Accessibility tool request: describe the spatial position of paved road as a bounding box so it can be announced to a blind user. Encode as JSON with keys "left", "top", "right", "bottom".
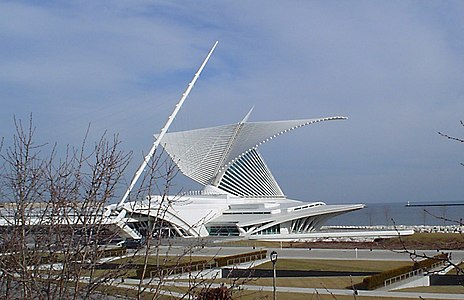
{"left": 150, "top": 245, "right": 464, "bottom": 262}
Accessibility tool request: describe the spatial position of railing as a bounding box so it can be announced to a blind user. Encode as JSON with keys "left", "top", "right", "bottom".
{"left": 150, "top": 261, "right": 218, "bottom": 278}
{"left": 384, "top": 261, "right": 444, "bottom": 287}
{"left": 141, "top": 250, "right": 267, "bottom": 279}
{"left": 225, "top": 252, "right": 267, "bottom": 266}
{"left": 384, "top": 268, "right": 424, "bottom": 287}
{"left": 101, "top": 248, "right": 127, "bottom": 258}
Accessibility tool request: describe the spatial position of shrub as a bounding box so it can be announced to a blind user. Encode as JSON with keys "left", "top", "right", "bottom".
{"left": 355, "top": 253, "right": 449, "bottom": 290}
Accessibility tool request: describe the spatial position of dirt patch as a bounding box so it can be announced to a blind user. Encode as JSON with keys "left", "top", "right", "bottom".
{"left": 290, "top": 233, "right": 464, "bottom": 250}
{"left": 221, "top": 233, "right": 464, "bottom": 250}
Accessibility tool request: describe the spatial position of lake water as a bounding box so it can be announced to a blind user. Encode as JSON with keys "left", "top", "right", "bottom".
{"left": 326, "top": 201, "right": 464, "bottom": 226}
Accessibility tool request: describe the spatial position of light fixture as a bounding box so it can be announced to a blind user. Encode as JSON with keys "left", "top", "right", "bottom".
{"left": 270, "top": 251, "right": 278, "bottom": 264}
{"left": 270, "top": 250, "right": 278, "bottom": 300}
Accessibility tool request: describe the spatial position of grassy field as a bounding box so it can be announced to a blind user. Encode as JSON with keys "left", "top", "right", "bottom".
{"left": 181, "top": 259, "right": 413, "bottom": 290}
{"left": 381, "top": 232, "right": 464, "bottom": 250}
{"left": 257, "top": 259, "right": 412, "bottom": 272}
{"left": 218, "top": 232, "right": 464, "bottom": 250}
{"left": 97, "top": 284, "right": 188, "bottom": 300}
{"left": 447, "top": 262, "right": 464, "bottom": 275}
{"left": 219, "top": 276, "right": 365, "bottom": 289}
{"left": 398, "top": 285, "right": 464, "bottom": 294}
{"left": 78, "top": 254, "right": 214, "bottom": 279}
{"left": 232, "top": 291, "right": 442, "bottom": 300}
{"left": 109, "top": 254, "right": 214, "bottom": 266}
{"left": 91, "top": 254, "right": 461, "bottom": 299}
{"left": 91, "top": 234, "right": 464, "bottom": 298}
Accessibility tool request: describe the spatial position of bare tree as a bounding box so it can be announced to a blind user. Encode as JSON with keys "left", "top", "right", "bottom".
{"left": 0, "top": 117, "right": 134, "bottom": 299}
{"left": 439, "top": 120, "right": 464, "bottom": 166}
{"left": 382, "top": 122, "right": 464, "bottom": 284}
{"left": 0, "top": 117, "right": 252, "bottom": 300}
{"left": 409, "top": 121, "right": 464, "bottom": 275}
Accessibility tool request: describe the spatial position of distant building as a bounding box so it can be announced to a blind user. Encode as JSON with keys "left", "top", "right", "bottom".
{"left": 111, "top": 114, "right": 365, "bottom": 240}
{"left": 0, "top": 42, "right": 366, "bottom": 241}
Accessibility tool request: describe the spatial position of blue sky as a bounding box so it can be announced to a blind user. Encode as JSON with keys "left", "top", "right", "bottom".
{"left": 1, "top": 1, "right": 464, "bottom": 204}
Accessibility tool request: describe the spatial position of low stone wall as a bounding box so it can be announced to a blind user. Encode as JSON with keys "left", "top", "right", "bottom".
{"left": 430, "top": 275, "right": 464, "bottom": 286}
{"left": 322, "top": 225, "right": 464, "bottom": 234}
{"left": 222, "top": 268, "right": 376, "bottom": 278}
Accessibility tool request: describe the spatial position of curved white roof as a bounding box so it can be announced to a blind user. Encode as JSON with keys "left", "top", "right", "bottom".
{"left": 159, "top": 116, "right": 346, "bottom": 197}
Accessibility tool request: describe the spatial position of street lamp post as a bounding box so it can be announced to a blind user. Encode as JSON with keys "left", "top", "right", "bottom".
{"left": 270, "top": 251, "right": 278, "bottom": 300}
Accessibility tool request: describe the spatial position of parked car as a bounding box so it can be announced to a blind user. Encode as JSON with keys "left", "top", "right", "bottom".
{"left": 123, "top": 239, "right": 142, "bottom": 249}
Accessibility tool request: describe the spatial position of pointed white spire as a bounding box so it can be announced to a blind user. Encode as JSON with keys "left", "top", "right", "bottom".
{"left": 240, "top": 106, "right": 254, "bottom": 123}
{"left": 117, "top": 41, "right": 219, "bottom": 207}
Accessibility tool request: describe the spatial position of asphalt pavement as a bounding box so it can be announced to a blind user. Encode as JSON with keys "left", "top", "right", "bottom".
{"left": 150, "top": 244, "right": 464, "bottom": 263}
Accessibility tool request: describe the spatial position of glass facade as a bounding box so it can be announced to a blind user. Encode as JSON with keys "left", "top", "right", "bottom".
{"left": 253, "top": 224, "right": 280, "bottom": 235}
{"left": 207, "top": 225, "right": 240, "bottom": 236}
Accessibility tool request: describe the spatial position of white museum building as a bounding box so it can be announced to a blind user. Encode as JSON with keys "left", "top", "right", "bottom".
{"left": 5, "top": 42, "right": 408, "bottom": 242}
{"left": 111, "top": 114, "right": 366, "bottom": 240}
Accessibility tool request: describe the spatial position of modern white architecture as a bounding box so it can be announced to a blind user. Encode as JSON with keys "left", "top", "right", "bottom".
{"left": 106, "top": 42, "right": 366, "bottom": 240}
{"left": 0, "top": 42, "right": 374, "bottom": 241}
{"left": 111, "top": 113, "right": 365, "bottom": 240}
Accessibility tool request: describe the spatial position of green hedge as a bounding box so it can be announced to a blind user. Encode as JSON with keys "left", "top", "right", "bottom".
{"left": 134, "top": 250, "right": 268, "bottom": 279}
{"left": 100, "top": 247, "right": 127, "bottom": 258}
{"left": 215, "top": 250, "right": 267, "bottom": 267}
{"left": 355, "top": 253, "right": 449, "bottom": 290}
{"left": 135, "top": 259, "right": 212, "bottom": 279}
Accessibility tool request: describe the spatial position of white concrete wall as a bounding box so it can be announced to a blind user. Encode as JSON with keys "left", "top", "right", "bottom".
{"left": 390, "top": 275, "right": 430, "bottom": 290}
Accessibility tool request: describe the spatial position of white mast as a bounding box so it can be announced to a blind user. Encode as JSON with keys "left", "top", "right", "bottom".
{"left": 117, "top": 41, "right": 218, "bottom": 207}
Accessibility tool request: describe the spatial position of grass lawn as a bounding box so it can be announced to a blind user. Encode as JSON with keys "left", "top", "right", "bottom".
{"left": 381, "top": 232, "right": 464, "bottom": 250}
{"left": 76, "top": 245, "right": 463, "bottom": 298}
{"left": 89, "top": 254, "right": 462, "bottom": 299}
{"left": 398, "top": 285, "right": 464, "bottom": 294}
{"left": 215, "top": 276, "right": 365, "bottom": 289}
{"left": 91, "top": 257, "right": 413, "bottom": 287}
{"left": 447, "top": 262, "right": 464, "bottom": 275}
{"left": 79, "top": 254, "right": 214, "bottom": 279}
{"left": 110, "top": 254, "right": 214, "bottom": 266}
{"left": 97, "top": 284, "right": 187, "bottom": 300}
{"left": 231, "top": 290, "right": 439, "bottom": 300}
{"left": 182, "top": 276, "right": 362, "bottom": 289}
{"left": 257, "top": 259, "right": 412, "bottom": 272}
{"left": 218, "top": 232, "right": 464, "bottom": 250}
{"left": 101, "top": 286, "right": 446, "bottom": 300}
{"left": 179, "top": 276, "right": 363, "bottom": 290}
